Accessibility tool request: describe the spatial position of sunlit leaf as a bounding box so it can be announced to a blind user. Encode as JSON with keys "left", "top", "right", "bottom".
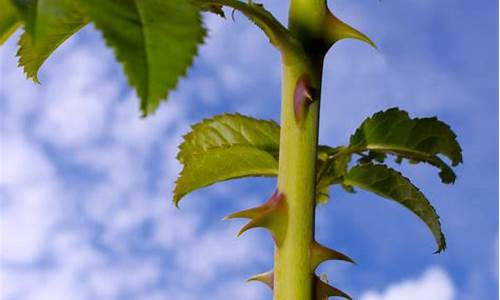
{"left": 175, "top": 113, "right": 281, "bottom": 205}
{"left": 178, "top": 113, "right": 280, "bottom": 163}
{"left": 344, "top": 163, "right": 446, "bottom": 252}
{"left": 174, "top": 145, "right": 278, "bottom": 205}
{"left": 15, "top": 0, "right": 88, "bottom": 82}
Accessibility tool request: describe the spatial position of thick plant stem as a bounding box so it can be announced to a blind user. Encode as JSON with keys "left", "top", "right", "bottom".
{"left": 273, "top": 1, "right": 327, "bottom": 299}
{"left": 274, "top": 61, "right": 322, "bottom": 300}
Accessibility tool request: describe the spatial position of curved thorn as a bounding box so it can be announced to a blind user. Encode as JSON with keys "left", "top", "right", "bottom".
{"left": 311, "top": 241, "right": 356, "bottom": 271}
{"left": 294, "top": 75, "right": 314, "bottom": 124}
{"left": 247, "top": 270, "right": 274, "bottom": 290}
{"left": 224, "top": 189, "right": 288, "bottom": 246}
{"left": 323, "top": 9, "right": 377, "bottom": 50}
{"left": 315, "top": 275, "right": 352, "bottom": 300}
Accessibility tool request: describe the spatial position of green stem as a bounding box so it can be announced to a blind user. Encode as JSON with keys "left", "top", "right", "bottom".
{"left": 274, "top": 1, "right": 327, "bottom": 299}
{"left": 275, "top": 62, "right": 322, "bottom": 300}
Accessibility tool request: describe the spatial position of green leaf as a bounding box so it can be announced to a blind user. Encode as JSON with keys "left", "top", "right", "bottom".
{"left": 178, "top": 113, "right": 280, "bottom": 164}
{"left": 344, "top": 163, "right": 446, "bottom": 252}
{"left": 174, "top": 145, "right": 278, "bottom": 205}
{"left": 176, "top": 113, "right": 340, "bottom": 204}
{"left": 15, "top": 0, "right": 89, "bottom": 82}
{"left": 10, "top": 0, "right": 36, "bottom": 32}
{"left": 0, "top": 0, "right": 20, "bottom": 45}
{"left": 316, "top": 146, "right": 351, "bottom": 204}
{"left": 347, "top": 107, "right": 462, "bottom": 183}
{"left": 175, "top": 113, "right": 281, "bottom": 205}
{"left": 79, "top": 0, "right": 206, "bottom": 116}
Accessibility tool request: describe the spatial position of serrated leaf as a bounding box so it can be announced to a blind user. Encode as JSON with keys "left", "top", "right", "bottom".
{"left": 79, "top": 0, "right": 206, "bottom": 116}
{"left": 347, "top": 107, "right": 462, "bottom": 183}
{"left": 178, "top": 113, "right": 280, "bottom": 164}
{"left": 0, "top": 0, "right": 20, "bottom": 45}
{"left": 176, "top": 114, "right": 347, "bottom": 204}
{"left": 344, "top": 163, "right": 446, "bottom": 252}
{"left": 14, "top": 0, "right": 88, "bottom": 82}
{"left": 174, "top": 145, "right": 278, "bottom": 205}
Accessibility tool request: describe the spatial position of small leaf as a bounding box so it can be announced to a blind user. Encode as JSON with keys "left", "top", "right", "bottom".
{"left": 15, "top": 0, "right": 89, "bottom": 82}
{"left": 316, "top": 146, "right": 351, "bottom": 204}
{"left": 0, "top": 0, "right": 21, "bottom": 45}
{"left": 79, "top": 0, "right": 206, "bottom": 116}
{"left": 178, "top": 113, "right": 280, "bottom": 164}
{"left": 174, "top": 145, "right": 278, "bottom": 205}
{"left": 344, "top": 163, "right": 446, "bottom": 252}
{"left": 347, "top": 107, "right": 463, "bottom": 183}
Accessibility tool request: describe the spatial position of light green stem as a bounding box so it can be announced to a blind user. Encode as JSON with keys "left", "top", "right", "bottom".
{"left": 274, "top": 1, "right": 327, "bottom": 299}
{"left": 274, "top": 62, "right": 322, "bottom": 300}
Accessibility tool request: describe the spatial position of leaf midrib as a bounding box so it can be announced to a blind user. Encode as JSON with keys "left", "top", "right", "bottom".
{"left": 132, "top": 0, "right": 150, "bottom": 106}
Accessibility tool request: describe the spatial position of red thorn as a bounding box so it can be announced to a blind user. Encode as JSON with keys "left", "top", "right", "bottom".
{"left": 247, "top": 270, "right": 274, "bottom": 290}
{"left": 294, "top": 75, "right": 313, "bottom": 124}
{"left": 314, "top": 275, "right": 352, "bottom": 300}
{"left": 224, "top": 189, "right": 288, "bottom": 246}
{"left": 310, "top": 241, "right": 356, "bottom": 271}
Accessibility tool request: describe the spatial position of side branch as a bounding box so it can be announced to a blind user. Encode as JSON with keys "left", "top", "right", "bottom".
{"left": 193, "top": 0, "right": 304, "bottom": 60}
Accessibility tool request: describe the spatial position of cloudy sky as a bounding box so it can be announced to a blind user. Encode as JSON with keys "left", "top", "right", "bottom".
{"left": 0, "top": 1, "right": 498, "bottom": 299}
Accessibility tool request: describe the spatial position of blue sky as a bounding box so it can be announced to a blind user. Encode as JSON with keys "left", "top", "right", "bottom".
{"left": 0, "top": 1, "right": 497, "bottom": 299}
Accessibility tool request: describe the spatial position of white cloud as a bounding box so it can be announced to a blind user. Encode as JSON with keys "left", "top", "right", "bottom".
{"left": 0, "top": 22, "right": 270, "bottom": 300}
{"left": 360, "top": 267, "right": 456, "bottom": 300}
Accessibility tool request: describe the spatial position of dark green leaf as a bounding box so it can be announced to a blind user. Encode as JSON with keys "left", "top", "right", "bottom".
{"left": 10, "top": 0, "right": 36, "bottom": 33}
{"left": 0, "top": 0, "right": 20, "bottom": 45}
{"left": 344, "top": 163, "right": 446, "bottom": 252}
{"left": 174, "top": 145, "right": 278, "bottom": 205}
{"left": 15, "top": 0, "right": 88, "bottom": 82}
{"left": 347, "top": 107, "right": 462, "bottom": 183}
{"left": 79, "top": 0, "right": 206, "bottom": 116}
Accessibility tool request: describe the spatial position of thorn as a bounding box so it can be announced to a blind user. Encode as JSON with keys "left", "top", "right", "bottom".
{"left": 294, "top": 75, "right": 314, "bottom": 124}
{"left": 310, "top": 241, "right": 356, "bottom": 271}
{"left": 224, "top": 189, "right": 288, "bottom": 246}
{"left": 247, "top": 270, "right": 274, "bottom": 290}
{"left": 314, "top": 275, "right": 352, "bottom": 300}
{"left": 323, "top": 9, "right": 377, "bottom": 50}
